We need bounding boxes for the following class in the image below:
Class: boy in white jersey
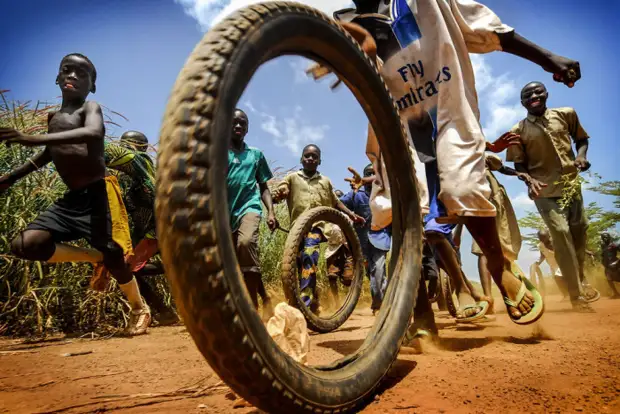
[318,0,581,324]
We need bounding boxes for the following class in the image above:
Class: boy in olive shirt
[507,81,597,312]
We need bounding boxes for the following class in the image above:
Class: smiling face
[521,82,548,116]
[56,55,96,99]
[301,145,321,173]
[231,109,248,144]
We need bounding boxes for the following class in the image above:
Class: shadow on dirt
[315,339,365,355]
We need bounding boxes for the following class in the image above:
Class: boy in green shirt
[227,109,277,318]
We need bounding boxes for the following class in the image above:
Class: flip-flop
[455,300,489,324]
[582,285,601,303]
[503,275,544,325]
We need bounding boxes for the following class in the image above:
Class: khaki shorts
[233,212,261,273]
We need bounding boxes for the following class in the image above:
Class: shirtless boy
[0,54,151,335]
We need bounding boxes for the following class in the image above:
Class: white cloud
[512,191,535,210]
[175,0,353,30]
[470,54,524,140]
[289,58,313,84]
[242,102,328,154]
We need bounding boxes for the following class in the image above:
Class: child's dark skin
[515,82,590,196]
[0,55,106,191]
[0,55,132,283]
[301,145,365,225]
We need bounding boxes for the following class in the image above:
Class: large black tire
[155,2,422,412]
[281,207,364,333]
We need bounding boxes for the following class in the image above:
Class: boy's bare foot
[500,272,535,319]
[456,291,487,319]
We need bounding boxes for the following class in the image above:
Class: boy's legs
[534,197,591,310]
[368,245,388,312]
[426,230,486,318]
[234,212,272,317]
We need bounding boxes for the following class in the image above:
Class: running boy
[0,53,151,335]
[321,0,582,324]
[104,130,179,325]
[506,81,598,311]
[273,144,365,311]
[227,108,276,319]
[341,164,391,313]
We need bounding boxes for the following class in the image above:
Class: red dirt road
[1,296,619,414]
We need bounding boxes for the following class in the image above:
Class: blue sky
[2,0,618,279]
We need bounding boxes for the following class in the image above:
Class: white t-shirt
[367,0,514,221]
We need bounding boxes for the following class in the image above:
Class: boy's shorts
[27,176,133,256]
[232,212,261,273]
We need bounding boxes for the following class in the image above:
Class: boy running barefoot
[320,0,582,324]
[227,109,276,320]
[506,81,599,311]
[273,144,365,312]
[0,54,151,335]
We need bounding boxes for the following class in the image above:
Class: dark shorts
[26,179,115,251]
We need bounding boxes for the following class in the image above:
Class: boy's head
[363,163,374,177]
[56,53,97,98]
[120,130,149,153]
[537,228,551,244]
[301,144,321,172]
[232,108,249,144]
[601,232,611,244]
[521,81,548,116]
[335,189,344,198]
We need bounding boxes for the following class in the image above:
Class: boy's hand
[574,156,591,172]
[548,56,581,88]
[271,187,289,203]
[267,213,278,232]
[306,21,377,91]
[0,128,37,147]
[344,166,363,191]
[349,213,366,225]
[521,174,547,199]
[487,132,521,153]
[0,175,15,193]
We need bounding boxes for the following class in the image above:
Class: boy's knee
[424,231,445,245]
[11,231,54,261]
[101,242,126,268]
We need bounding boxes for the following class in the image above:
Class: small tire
[156,2,423,412]
[281,207,364,333]
[440,269,458,318]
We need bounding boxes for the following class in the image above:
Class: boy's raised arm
[0,101,104,146]
[0,148,52,191]
[497,32,580,87]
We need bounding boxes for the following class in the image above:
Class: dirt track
[1,295,619,414]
